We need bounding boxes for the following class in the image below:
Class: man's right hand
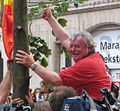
[41,5,53,21]
[15,50,35,69]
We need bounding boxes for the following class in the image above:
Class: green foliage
[41,57,48,67]
[58,18,67,27]
[28,35,51,67]
[57,47,70,58]
[63,47,70,58]
[57,49,63,55]
[51,0,70,17]
[28,2,46,20]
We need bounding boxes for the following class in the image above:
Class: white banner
[94,30,120,69]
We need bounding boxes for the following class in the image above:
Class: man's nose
[71,46,76,51]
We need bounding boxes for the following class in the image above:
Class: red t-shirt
[59,52,111,99]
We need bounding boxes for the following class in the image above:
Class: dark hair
[40,81,53,93]
[40,81,47,87]
[49,86,75,111]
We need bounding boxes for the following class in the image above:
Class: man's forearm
[33,63,63,86]
[47,16,70,49]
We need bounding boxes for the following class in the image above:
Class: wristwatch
[31,62,38,70]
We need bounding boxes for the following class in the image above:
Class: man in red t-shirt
[59,52,110,99]
[15,5,111,99]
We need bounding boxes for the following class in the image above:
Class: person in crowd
[15,5,111,100]
[32,88,41,102]
[25,86,74,111]
[32,101,52,111]
[36,81,53,102]
[25,89,52,111]
[0,61,25,105]
[49,86,75,111]
[0,61,12,104]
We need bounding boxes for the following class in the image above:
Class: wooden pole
[13,0,29,104]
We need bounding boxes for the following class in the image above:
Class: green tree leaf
[61,3,69,12]
[30,7,39,14]
[58,18,67,27]
[74,0,79,8]
[38,2,46,9]
[41,57,48,67]
[57,49,63,55]
[28,35,51,67]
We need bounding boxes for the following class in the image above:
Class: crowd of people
[0,5,120,111]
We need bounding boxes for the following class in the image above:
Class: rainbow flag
[2,0,13,60]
